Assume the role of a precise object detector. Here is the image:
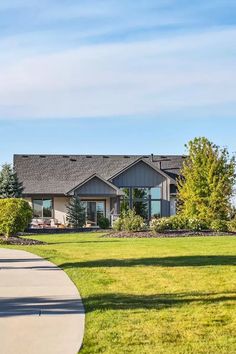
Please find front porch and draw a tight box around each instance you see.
[28,195,121,229]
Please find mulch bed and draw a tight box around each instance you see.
[106,230,236,238]
[0,235,46,245]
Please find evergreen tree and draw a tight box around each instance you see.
[0,164,24,198]
[66,196,86,227]
[177,137,235,220]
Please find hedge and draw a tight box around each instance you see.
[0,198,32,237]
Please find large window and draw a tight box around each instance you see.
[32,198,53,218]
[120,188,131,212]
[120,186,162,220]
[132,188,149,219]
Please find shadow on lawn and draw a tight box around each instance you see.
[49,240,122,245]
[60,255,236,269]
[1,292,234,317]
[83,291,236,313]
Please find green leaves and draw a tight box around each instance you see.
[0,198,32,237]
[177,137,235,221]
[66,196,86,228]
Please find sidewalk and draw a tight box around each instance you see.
[0,248,85,354]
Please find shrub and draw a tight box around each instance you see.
[151,215,211,233]
[228,218,236,232]
[150,217,173,232]
[188,218,210,231]
[211,219,229,232]
[150,215,188,233]
[113,209,146,232]
[0,198,32,238]
[113,217,124,231]
[169,215,188,230]
[97,215,110,229]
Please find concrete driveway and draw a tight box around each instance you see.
[0,248,85,354]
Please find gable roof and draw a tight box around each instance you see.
[67,174,124,196]
[14,154,185,195]
[109,157,176,184]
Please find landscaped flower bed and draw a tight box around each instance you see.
[106,230,236,238]
[0,235,46,245]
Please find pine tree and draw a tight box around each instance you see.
[0,164,24,198]
[177,137,236,220]
[66,196,86,227]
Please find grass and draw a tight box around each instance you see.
[1,233,236,354]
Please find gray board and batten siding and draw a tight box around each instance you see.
[111,160,169,199]
[74,176,119,196]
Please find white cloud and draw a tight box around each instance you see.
[0,27,235,119]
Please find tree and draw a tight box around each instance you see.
[177,137,235,221]
[0,164,24,198]
[66,196,86,228]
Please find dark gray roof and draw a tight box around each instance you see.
[14,154,185,195]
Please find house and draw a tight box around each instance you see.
[14,154,185,227]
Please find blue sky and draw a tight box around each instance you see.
[0,0,236,164]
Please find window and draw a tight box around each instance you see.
[120,188,131,212]
[151,200,161,218]
[132,188,149,220]
[132,188,149,199]
[150,187,161,199]
[32,198,53,218]
[82,201,105,226]
[119,186,162,220]
[133,199,149,219]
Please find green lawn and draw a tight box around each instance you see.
[1,233,236,354]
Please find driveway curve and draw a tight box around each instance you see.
[0,248,85,354]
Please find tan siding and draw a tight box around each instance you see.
[54,197,71,224]
[24,197,32,207]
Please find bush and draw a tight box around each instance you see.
[0,198,32,238]
[113,217,123,231]
[113,209,146,232]
[150,215,188,233]
[228,218,236,232]
[150,217,173,232]
[188,218,210,231]
[211,219,229,232]
[97,215,110,229]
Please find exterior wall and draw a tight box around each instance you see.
[161,200,170,217]
[112,161,165,188]
[54,196,71,224]
[75,177,117,196]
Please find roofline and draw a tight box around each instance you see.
[13,154,186,157]
[66,173,124,196]
[108,157,176,184]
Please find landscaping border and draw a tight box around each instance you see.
[106,230,236,238]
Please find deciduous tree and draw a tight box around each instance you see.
[177,137,235,220]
